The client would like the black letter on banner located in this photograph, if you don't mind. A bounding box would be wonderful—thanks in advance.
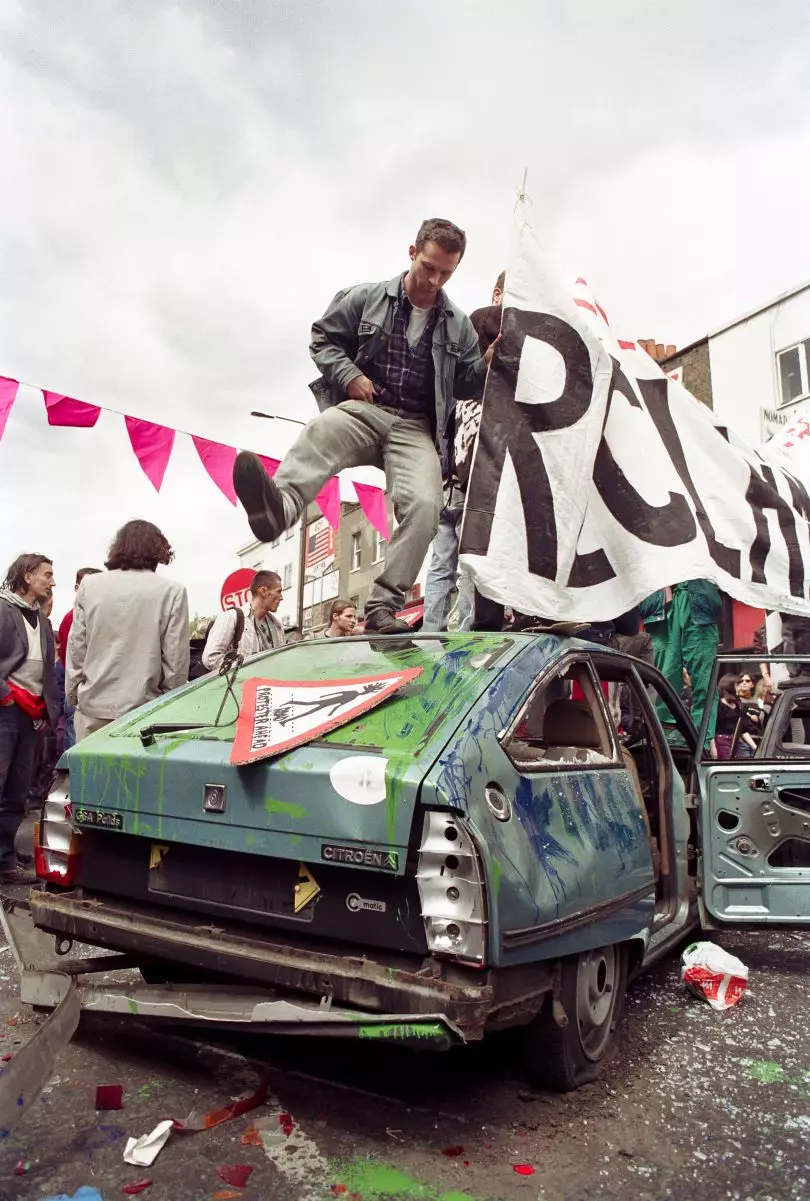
[462,308,593,579]
[746,462,807,597]
[568,363,696,588]
[589,362,697,547]
[640,378,741,577]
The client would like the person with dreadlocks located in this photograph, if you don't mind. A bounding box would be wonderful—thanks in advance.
[0,552,59,883]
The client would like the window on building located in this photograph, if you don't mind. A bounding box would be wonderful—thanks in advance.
[283,563,293,590]
[302,608,313,631]
[777,339,810,407]
[373,530,387,563]
[351,531,362,571]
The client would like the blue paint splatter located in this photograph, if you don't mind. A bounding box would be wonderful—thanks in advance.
[513,777,578,901]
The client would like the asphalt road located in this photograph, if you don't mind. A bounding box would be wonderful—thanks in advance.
[1,888,808,1201]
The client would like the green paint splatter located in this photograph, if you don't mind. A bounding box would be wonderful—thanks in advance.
[329,1159,477,1201]
[748,1060,786,1083]
[127,999,138,1015]
[265,798,308,819]
[357,1022,446,1041]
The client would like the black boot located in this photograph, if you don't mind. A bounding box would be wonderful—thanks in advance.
[233,452,288,543]
[364,608,413,635]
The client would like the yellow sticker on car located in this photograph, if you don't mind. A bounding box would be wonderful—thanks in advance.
[293,863,320,913]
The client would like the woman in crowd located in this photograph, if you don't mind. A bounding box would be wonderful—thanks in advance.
[714,673,759,759]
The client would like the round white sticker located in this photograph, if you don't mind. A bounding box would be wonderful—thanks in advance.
[329,755,388,805]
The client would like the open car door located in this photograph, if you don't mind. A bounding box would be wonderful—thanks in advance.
[696,654,810,926]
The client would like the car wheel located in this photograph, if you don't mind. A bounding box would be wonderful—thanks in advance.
[522,943,628,1092]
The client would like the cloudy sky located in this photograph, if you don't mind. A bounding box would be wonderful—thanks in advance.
[1,0,809,622]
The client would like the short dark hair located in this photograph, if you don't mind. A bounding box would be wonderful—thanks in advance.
[329,599,355,622]
[3,553,52,594]
[470,304,503,354]
[494,270,505,293]
[105,520,174,572]
[719,673,739,700]
[76,567,102,587]
[251,570,281,594]
[414,218,466,260]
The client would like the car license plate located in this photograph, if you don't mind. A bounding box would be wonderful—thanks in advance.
[73,807,123,830]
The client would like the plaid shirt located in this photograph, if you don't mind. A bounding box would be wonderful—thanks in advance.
[367,278,437,418]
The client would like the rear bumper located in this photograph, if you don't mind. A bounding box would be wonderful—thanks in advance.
[28,888,496,1038]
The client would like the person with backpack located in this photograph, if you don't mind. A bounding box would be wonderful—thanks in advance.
[202,571,285,672]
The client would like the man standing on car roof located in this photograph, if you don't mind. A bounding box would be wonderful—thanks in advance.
[233,218,497,636]
[0,553,59,885]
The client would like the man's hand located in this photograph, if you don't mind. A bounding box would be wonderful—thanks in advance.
[484,335,502,367]
[346,375,379,403]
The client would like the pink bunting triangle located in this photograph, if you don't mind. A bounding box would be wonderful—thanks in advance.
[315,476,340,530]
[125,415,176,492]
[257,454,281,478]
[0,377,19,445]
[192,435,237,504]
[43,390,101,428]
[354,482,389,540]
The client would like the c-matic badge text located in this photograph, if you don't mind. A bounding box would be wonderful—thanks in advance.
[321,844,399,871]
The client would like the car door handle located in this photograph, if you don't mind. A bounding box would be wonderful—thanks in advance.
[749,775,772,792]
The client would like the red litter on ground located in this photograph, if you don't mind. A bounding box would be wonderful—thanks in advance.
[240,1124,262,1146]
[513,1164,536,1176]
[121,1181,152,1195]
[279,1112,294,1137]
[1,1053,13,1062]
[96,1084,125,1110]
[14,1159,31,1175]
[442,1145,465,1157]
[217,1165,254,1188]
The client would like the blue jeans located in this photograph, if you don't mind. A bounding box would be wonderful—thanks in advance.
[422,486,474,632]
[0,705,37,870]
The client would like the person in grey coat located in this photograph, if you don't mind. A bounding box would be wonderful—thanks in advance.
[0,552,59,884]
[233,218,497,635]
[66,520,189,742]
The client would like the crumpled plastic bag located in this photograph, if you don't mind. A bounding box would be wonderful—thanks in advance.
[681,941,748,1010]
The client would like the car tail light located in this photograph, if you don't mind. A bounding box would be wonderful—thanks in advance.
[416,811,487,965]
[35,774,82,886]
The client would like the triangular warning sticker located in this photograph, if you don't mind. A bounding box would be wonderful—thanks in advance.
[230,667,424,765]
[293,864,320,914]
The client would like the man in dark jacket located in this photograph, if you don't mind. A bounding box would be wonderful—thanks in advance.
[233,218,493,635]
[0,553,59,884]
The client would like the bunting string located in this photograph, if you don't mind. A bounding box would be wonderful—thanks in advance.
[0,374,388,536]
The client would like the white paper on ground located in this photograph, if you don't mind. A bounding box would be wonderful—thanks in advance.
[123,1118,175,1166]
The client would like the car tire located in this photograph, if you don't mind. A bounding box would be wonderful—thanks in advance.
[522,943,628,1092]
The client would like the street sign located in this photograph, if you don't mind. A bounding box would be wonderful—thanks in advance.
[220,568,256,611]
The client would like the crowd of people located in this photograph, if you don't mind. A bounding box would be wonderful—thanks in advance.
[0,520,190,884]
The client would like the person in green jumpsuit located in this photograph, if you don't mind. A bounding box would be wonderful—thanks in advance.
[639,580,721,744]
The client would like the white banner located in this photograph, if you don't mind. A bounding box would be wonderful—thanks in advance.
[460,211,810,621]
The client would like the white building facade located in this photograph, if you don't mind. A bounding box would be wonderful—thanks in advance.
[704,282,810,446]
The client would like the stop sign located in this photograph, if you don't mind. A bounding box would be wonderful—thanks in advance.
[220,568,256,611]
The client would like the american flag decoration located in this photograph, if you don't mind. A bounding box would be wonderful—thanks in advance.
[305,516,335,569]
